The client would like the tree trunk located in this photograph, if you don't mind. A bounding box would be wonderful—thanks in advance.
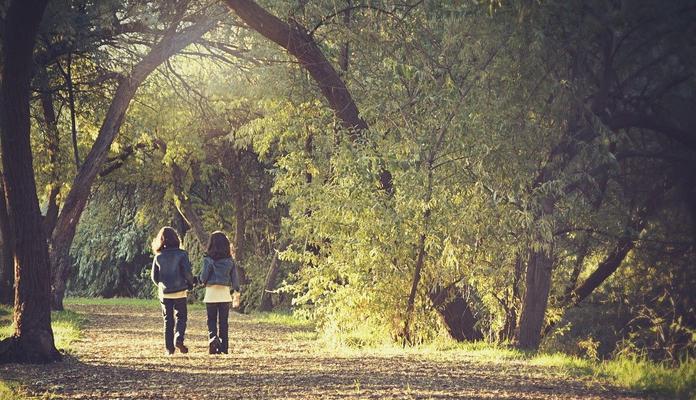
[516,243,554,350]
[339,0,351,74]
[429,283,482,341]
[230,151,246,260]
[37,67,61,236]
[402,168,434,345]
[0,0,62,363]
[50,15,218,310]
[500,255,523,342]
[65,53,81,169]
[171,161,210,247]
[224,0,393,194]
[516,197,555,350]
[0,179,14,306]
[259,248,281,312]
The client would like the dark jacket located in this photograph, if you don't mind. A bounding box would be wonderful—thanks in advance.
[151,248,195,293]
[199,256,240,292]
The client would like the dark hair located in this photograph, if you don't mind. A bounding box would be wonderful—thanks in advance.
[206,231,234,260]
[152,226,181,254]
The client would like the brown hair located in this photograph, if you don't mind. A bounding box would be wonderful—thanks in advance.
[206,231,235,260]
[151,226,181,254]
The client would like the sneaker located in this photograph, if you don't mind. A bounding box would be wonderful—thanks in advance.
[175,342,189,354]
[208,338,220,355]
[165,349,175,356]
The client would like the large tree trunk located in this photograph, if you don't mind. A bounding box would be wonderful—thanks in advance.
[516,198,555,350]
[224,0,393,194]
[0,0,62,363]
[429,283,483,342]
[0,179,14,306]
[50,14,219,310]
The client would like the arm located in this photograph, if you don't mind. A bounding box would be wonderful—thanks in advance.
[181,252,195,287]
[151,257,159,284]
[199,257,212,285]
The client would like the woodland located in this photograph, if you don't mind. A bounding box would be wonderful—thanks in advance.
[0,0,694,387]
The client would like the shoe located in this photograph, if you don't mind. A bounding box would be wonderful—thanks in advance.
[165,349,175,356]
[208,338,220,354]
[175,342,189,354]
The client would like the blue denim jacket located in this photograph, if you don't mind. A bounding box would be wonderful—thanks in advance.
[199,256,240,292]
[151,248,194,293]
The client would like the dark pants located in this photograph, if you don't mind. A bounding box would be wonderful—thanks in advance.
[206,302,230,353]
[161,297,187,352]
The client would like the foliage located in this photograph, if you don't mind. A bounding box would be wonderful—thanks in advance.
[17,0,695,380]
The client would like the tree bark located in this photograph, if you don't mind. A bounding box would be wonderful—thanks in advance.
[224,0,393,194]
[171,161,210,247]
[0,0,62,363]
[0,178,14,305]
[516,197,555,350]
[50,14,219,310]
[402,166,433,344]
[37,67,61,236]
[230,150,246,260]
[429,283,483,342]
[500,255,523,342]
[516,238,555,350]
[64,53,80,169]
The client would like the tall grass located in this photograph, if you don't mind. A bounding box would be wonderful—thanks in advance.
[598,355,696,399]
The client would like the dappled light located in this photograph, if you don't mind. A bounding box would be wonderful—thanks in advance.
[0,0,694,398]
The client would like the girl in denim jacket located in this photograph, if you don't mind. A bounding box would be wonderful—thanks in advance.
[199,231,240,354]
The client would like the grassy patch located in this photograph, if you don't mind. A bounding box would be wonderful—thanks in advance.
[442,341,694,398]
[249,311,313,328]
[64,296,209,311]
[0,380,24,400]
[598,356,696,399]
[331,331,695,398]
[64,296,160,308]
[0,305,85,349]
[1,304,86,399]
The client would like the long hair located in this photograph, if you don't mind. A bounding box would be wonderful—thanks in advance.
[151,226,181,254]
[206,231,235,260]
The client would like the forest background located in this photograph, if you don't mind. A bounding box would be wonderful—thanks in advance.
[0,0,694,373]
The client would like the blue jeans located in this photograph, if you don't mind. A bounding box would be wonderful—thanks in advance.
[206,302,230,353]
[161,298,187,352]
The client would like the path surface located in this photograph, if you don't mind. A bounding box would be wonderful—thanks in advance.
[1,303,642,399]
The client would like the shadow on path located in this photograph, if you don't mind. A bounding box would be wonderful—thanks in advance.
[0,303,642,399]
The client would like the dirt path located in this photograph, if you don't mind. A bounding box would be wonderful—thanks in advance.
[0,303,643,399]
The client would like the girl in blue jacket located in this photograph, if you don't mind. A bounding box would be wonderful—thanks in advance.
[199,231,240,354]
[151,226,194,355]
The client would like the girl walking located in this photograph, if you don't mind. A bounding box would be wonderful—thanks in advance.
[151,227,195,355]
[199,231,240,354]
